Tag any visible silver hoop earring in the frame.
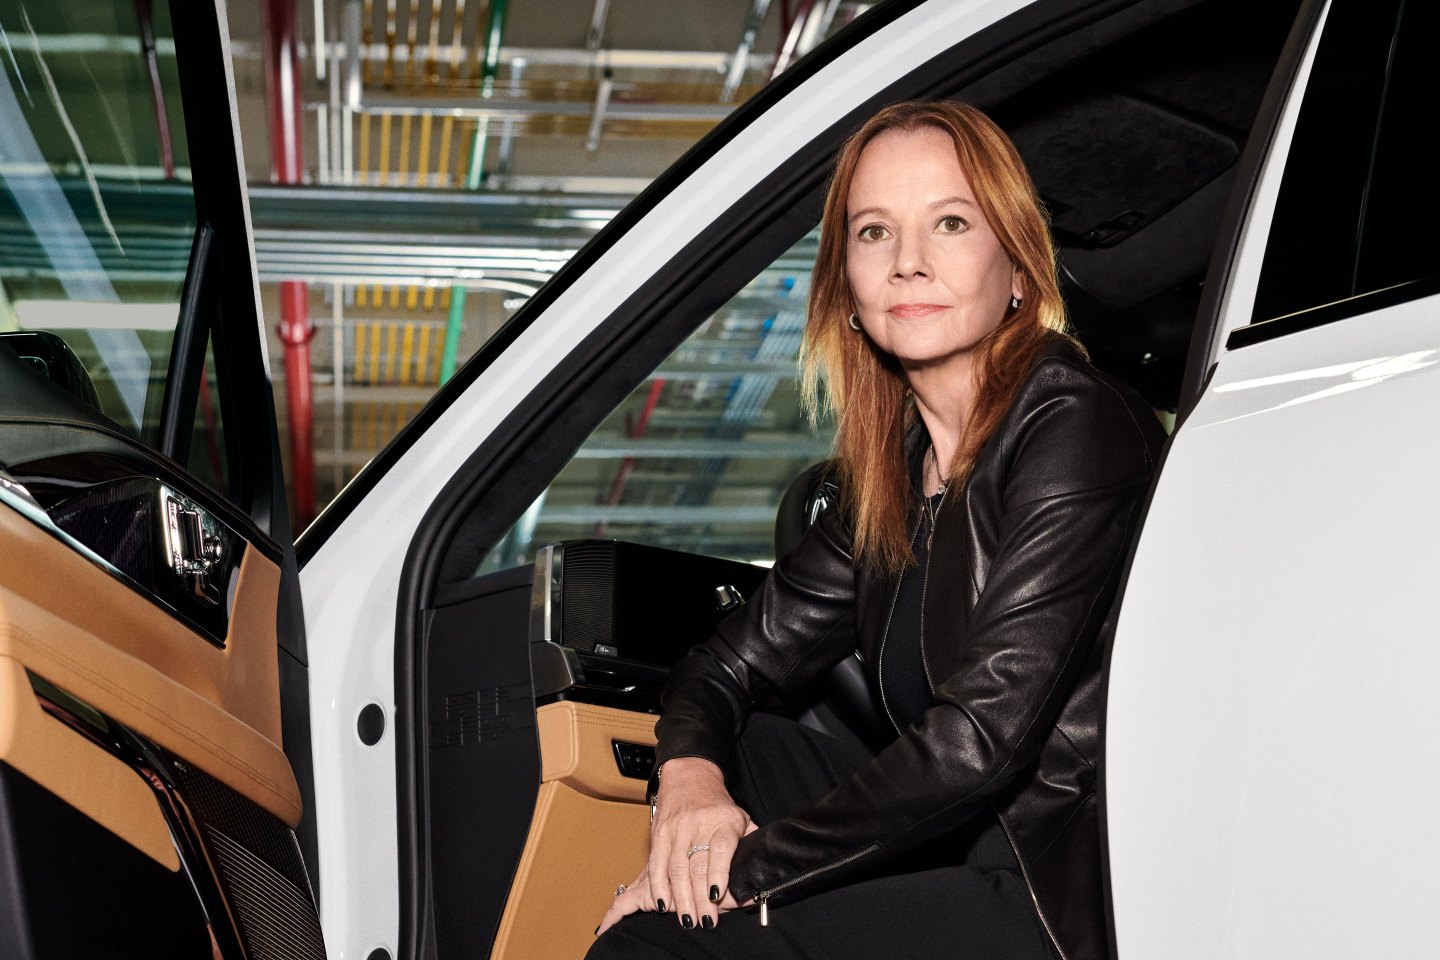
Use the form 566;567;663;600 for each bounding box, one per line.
1009;296;1022;310
848;313;862;331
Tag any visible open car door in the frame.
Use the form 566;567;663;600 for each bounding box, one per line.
0;2;322;957
1104;1;1439;956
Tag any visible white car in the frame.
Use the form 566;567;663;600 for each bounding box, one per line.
1;0;1432;958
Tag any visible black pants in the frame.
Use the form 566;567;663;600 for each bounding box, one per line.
587;713;1053;960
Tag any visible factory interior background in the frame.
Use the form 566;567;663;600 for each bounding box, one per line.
233;0;864;571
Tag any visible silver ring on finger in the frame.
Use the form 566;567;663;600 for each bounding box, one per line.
686;844;710;859
615;883;628;897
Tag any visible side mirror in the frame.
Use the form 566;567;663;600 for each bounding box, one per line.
0;330;103;414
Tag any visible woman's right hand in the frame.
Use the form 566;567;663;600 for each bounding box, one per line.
646;756;756;930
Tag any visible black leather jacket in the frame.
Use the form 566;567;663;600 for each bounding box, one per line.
654;339;1165;960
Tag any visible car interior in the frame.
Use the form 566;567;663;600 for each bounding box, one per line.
9;0;1432;955
368;1;1306;957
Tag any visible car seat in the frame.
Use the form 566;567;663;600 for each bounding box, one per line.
774;461;891;752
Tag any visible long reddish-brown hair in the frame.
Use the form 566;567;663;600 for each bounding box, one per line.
802;100;1079;573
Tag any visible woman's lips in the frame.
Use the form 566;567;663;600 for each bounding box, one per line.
887;303;949;319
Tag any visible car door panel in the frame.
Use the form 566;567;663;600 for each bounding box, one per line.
489;702;656;960
0;504;300;824
1106;298;1440;959
419;571;660;960
1104;0;1439;954
0;657;179;871
0;0;321;955
0;760;213;959
2;657;324;960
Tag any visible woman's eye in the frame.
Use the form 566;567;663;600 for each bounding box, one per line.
858;224;890;241
936;215;968;233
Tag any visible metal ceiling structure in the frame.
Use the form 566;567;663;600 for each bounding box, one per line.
4;0;867;561
229;0;871;560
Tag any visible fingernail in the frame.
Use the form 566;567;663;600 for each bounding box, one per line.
708;885;720;903
594;925;601;936
656;898;667;913
701;915;714;930
681;914;694;929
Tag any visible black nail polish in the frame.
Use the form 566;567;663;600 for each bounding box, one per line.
594;925;601;936
681;914;694;929
701;916;714;930
656;899;667;913
708;885;720;902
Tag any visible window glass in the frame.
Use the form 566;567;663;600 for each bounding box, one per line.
1352;1;1437;294
184;333;229;496
1248;0;1434;326
0;0;196;443
481;233;833;573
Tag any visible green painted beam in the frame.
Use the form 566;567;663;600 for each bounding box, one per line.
439;285;466;384
448;0;510;379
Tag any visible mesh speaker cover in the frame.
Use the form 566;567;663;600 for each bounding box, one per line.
171;760;326;960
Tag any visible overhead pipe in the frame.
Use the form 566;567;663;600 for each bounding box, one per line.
464;0;508;189
132;0;175;179
721;0;772;102
585;0;613;50
771;0;815;78
441;0;509;385
262;0;317;526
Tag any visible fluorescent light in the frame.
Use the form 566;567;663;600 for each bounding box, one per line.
16;300;179;331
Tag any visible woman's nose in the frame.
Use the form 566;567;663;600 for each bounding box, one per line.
891;232;931;279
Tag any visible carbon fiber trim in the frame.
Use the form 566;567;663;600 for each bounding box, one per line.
205;827;327;960
171;760;325;960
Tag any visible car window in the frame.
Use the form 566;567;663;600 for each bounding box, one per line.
479;232;833;573
1351;0;1434;296
0;1;234;500
1246;0;1434;328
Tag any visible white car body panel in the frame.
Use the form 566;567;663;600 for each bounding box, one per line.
1107;295;1440;957
300;2;1032;955
1108;5;1440;955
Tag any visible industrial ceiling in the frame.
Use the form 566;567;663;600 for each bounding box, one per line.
222;0;867;564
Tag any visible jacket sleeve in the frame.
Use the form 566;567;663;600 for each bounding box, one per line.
653;497;859;772
723;358;1159;905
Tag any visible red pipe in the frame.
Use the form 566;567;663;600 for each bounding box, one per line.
260;0;305;184
261;0;316;526
278;284;316;525
132;0;175;179
594;378;666;537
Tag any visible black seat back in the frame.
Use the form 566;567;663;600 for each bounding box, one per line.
775;462;891;750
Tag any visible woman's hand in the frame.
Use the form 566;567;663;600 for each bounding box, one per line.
648;757;757;929
595;757;756;935
595;862;658;936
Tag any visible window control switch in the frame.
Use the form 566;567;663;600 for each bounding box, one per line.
613;740;657;780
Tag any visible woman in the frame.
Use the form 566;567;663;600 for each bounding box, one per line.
591;100;1163;960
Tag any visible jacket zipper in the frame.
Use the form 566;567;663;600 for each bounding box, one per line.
995;812;1066;960
875;515;924;735
753;842;882;926
917;491;944;695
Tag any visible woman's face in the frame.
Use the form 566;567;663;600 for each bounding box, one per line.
845;127;1021;370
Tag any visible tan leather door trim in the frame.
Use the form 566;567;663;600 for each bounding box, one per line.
537;701;657;803
492;702;659;959
0;505;301;825
491;781;652;960
0;657;178;869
